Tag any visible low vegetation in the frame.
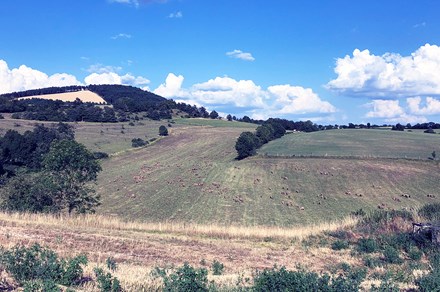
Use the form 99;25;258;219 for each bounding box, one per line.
0;204;439;290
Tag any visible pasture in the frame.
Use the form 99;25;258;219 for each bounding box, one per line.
1;117;440;226
259;129;440;159
95;125;440;226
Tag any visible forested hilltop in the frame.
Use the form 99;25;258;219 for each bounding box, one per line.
0;85;219;122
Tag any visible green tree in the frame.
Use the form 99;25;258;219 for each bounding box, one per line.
235;132;259;159
226;114;232;121
43;140;101;214
159;125;169;136
256;124;274;144
209;110;219;119
0;172;59;213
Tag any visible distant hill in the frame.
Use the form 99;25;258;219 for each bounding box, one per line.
0;84;214;122
1;84;166;106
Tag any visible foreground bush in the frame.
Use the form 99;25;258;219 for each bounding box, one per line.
252;266;366;292
0;243;87;287
419;203;440;221
162;263;209;291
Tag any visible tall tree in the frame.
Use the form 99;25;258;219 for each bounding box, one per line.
43;140;101;214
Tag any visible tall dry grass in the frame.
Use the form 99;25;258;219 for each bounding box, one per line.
0;211;358;242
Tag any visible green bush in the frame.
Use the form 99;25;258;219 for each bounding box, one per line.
211;260;224;275
419;203;440;221
159;125;168;136
23;279;60;292
162;263;208;292
361;210;413;227
331;240;349;250
382;246;402;264
378;232;414;252
94;267;121;292
408;246;423;261
363;255;381;268
1;244;87;287
357;238;378;253
416;270;440;292
252;266;366;292
106;257;118;272
131;138;147;148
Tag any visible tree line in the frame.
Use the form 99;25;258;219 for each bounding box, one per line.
235;120;287;159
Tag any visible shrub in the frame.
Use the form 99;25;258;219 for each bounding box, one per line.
383;246;402;264
408;246;423;261
416;270;440;292
357;238;378;253
159;125;168;136
211;260;224;275
106;257;118;271
94;268;121;292
379;232;414;252
131;138;147;148
93;152;109;160
252;266;365;292
1;244;87;287
331;240;349;250
162;263;208;292
363;255;381;268
23;279;60;292
419;203;440;221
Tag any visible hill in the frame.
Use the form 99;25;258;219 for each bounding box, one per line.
2;117;439;226
92;122;440;226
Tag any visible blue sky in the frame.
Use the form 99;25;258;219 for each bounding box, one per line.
1;0;440;124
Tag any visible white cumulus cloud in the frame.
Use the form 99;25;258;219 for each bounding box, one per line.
226;50;255;62
407;96;440;115
0;60;81;94
154;73;186;98
268;85;336;114
154;73;336;118
327;44;440;98
84;72;150;86
365;100;405;118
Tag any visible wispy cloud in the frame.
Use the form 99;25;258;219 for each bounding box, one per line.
86;64;122;74
226;49;255;61
111;33;132;40
413;21;426;28
108;0;169;8
168;11;183;18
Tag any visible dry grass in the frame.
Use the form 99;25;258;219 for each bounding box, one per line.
0;211;358;242
0;211;363;290
17;90;106;104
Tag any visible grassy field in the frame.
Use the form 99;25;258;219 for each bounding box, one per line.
2;117;440;226
259;129;440;159
173;117;257;128
94;124;440;226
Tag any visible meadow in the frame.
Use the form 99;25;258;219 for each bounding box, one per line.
2;117;439;226
259;129;440;159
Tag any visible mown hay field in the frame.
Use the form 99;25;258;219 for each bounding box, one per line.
259;129;440;159
94;124;440;226
2;117;440;226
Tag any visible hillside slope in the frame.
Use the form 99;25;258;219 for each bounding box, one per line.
95;125;440;226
